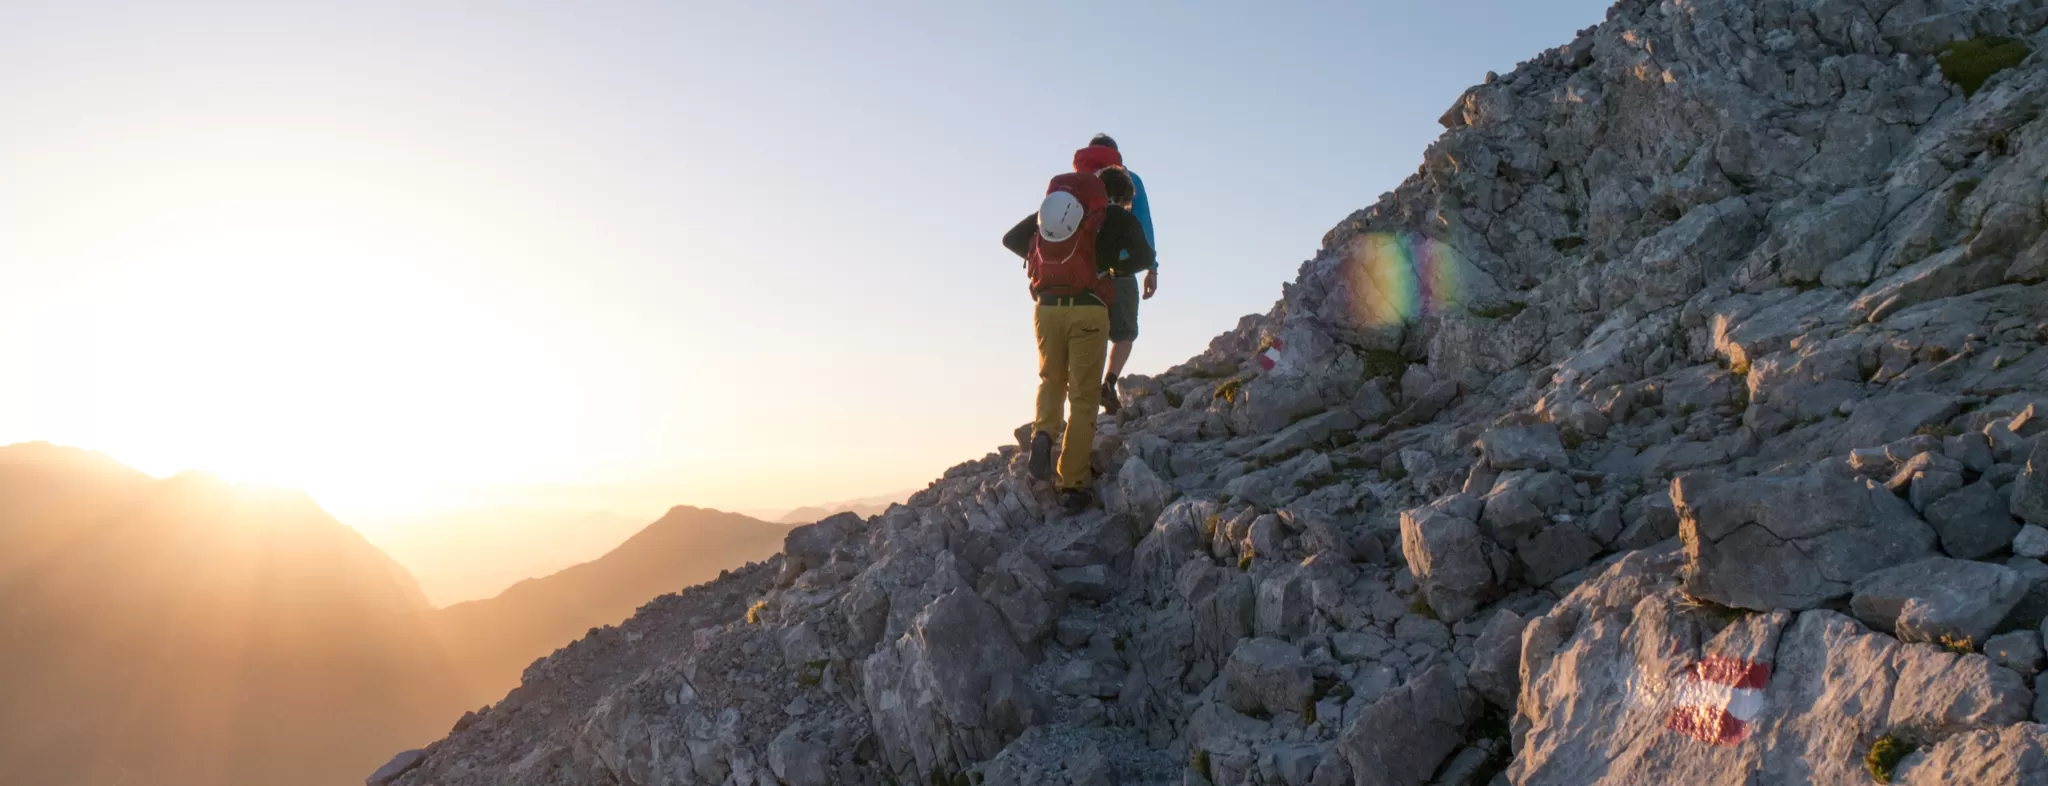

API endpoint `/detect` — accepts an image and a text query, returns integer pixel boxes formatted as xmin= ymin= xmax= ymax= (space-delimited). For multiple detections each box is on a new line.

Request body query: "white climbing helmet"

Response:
xmin=1037 ymin=190 xmax=1084 ymax=243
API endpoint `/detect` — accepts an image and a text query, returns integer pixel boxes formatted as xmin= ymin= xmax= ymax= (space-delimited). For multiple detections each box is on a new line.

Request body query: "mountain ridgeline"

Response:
xmin=0 ymin=442 xmax=792 ymax=786
xmin=376 ymin=1 xmax=2048 ymax=784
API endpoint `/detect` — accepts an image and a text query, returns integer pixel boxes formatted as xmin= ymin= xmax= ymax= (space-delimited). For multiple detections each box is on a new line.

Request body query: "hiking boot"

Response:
xmin=1100 ymin=377 xmax=1122 ymax=415
xmin=1059 ymin=488 xmax=1092 ymax=515
xmin=1028 ymin=431 xmax=1053 ymax=483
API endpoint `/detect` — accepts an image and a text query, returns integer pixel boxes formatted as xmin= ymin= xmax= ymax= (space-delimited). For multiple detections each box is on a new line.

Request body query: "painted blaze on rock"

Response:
xmin=1664 ymin=656 xmax=1771 ymax=746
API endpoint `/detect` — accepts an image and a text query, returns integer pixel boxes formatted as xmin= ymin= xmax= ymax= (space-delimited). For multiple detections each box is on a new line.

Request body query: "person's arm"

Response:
xmin=1002 ymin=214 xmax=1038 ymax=260
xmin=1130 ymin=171 xmax=1155 ymax=265
xmin=1100 ymin=209 xmax=1154 ymax=277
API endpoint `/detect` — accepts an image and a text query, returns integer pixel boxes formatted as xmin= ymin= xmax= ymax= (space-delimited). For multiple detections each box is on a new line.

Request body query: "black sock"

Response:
xmin=1104 ymin=372 xmax=1118 ymax=385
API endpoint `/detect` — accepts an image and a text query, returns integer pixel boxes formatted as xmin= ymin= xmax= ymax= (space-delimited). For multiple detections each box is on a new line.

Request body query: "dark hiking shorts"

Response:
xmin=1110 ymin=274 xmax=1141 ymax=342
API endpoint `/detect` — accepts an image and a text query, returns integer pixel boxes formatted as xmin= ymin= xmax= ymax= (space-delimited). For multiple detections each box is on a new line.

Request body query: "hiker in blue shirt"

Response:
xmin=1071 ymin=133 xmax=1157 ymax=414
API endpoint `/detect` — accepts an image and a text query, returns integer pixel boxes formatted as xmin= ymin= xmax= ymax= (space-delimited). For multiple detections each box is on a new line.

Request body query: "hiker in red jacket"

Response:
xmin=1071 ymin=134 xmax=1158 ymax=415
xmin=1002 ymin=167 xmax=1155 ymax=514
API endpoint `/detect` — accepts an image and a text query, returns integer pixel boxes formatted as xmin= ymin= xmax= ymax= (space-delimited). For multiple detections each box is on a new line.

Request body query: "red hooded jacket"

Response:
xmin=1072 ymin=145 xmax=1123 ymax=173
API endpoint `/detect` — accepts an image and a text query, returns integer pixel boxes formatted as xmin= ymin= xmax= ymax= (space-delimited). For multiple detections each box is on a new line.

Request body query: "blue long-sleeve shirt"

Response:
xmin=1119 ymin=170 xmax=1156 ymax=271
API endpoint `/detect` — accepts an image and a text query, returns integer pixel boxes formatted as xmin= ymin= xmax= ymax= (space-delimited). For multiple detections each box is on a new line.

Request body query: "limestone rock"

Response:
xmin=1834 ymin=393 xmax=1961 ymax=455
xmin=861 ymin=588 xmax=1040 ymax=776
xmin=1479 ymin=470 xmax=1574 ymax=543
xmin=367 ymin=750 xmax=426 ymax=786
xmin=1400 ymin=504 xmax=1508 ymax=623
xmin=1255 ymin=571 xmax=1311 ymax=640
xmin=1466 ymin=611 xmax=1524 ymax=710
xmin=1335 ymin=664 xmax=1475 ymax=786
xmin=1676 ymin=471 xmax=1939 ymax=611
xmin=780 ymin=511 xmax=864 ymax=584
xmin=1926 ymin=480 xmax=2022 ymax=561
xmin=980 ymin=550 xmax=1061 ymax=648
xmin=2016 ymin=525 xmax=2048 ymax=559
xmin=767 ymin=724 xmax=834 ymax=786
xmin=1515 ymin=518 xmax=1604 ymax=587
xmin=2013 ymin=439 xmax=2048 ymax=527
xmin=1984 ymin=630 xmax=2045 ymax=679
xmin=1476 ymin=424 xmax=1568 ymax=471
xmin=1222 ymin=638 xmax=1314 ymax=718
xmin=1103 ymin=458 xmax=1174 ymax=527
xmin=1850 ymin=558 xmax=2027 ymax=645
xmin=1851 ymin=247 xmax=2007 ymax=323
xmin=1898 ymin=726 xmax=2048 ymax=786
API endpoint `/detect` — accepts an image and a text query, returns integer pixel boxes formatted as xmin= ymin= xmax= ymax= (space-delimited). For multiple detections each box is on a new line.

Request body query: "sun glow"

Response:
xmin=13 ymin=202 xmax=589 ymax=512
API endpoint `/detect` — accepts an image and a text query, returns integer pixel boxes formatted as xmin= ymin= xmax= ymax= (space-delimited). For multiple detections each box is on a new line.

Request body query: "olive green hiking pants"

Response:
xmin=1033 ymin=303 xmax=1110 ymax=490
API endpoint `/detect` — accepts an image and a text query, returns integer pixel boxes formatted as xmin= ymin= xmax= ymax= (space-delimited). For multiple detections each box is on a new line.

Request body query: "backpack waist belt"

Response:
xmin=1037 ymin=293 xmax=1104 ymax=307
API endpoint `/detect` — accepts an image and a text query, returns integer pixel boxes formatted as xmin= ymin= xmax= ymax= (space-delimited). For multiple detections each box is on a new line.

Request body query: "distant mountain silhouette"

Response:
xmin=773 ymin=490 xmax=911 ymax=524
xmin=364 ymin=507 xmax=648 ymax=606
xmin=0 ymin=443 xmax=798 ymax=786
xmin=429 ymin=505 xmax=793 ymax=701
xmin=0 ymin=443 xmax=463 ymax=786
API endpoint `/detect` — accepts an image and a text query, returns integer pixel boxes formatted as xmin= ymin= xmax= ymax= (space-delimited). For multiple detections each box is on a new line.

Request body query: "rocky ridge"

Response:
xmin=383 ymin=0 xmax=2048 ymax=784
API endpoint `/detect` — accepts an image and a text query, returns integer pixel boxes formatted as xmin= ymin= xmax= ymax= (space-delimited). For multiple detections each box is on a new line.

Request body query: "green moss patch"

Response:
xmin=1939 ymin=36 xmax=2030 ymax=97
xmin=1865 ymin=735 xmax=1915 ymax=784
xmin=1363 ymin=350 xmax=1408 ymax=380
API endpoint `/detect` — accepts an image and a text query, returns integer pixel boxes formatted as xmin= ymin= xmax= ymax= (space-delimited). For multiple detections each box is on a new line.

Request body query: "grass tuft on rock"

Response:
xmin=1471 ymin=301 xmax=1528 ymax=320
xmin=1939 ymin=36 xmax=2030 ymax=97
xmin=1865 ymin=735 xmax=1915 ymax=783
xmin=1678 ymin=594 xmax=1753 ymax=628
xmin=1363 ymin=350 xmax=1408 ymax=380
xmin=1939 ymin=634 xmax=1975 ymax=654
xmin=1407 ymin=595 xmax=1438 ymax=620
xmin=746 ymin=599 xmax=769 ymax=625
xmin=1214 ymin=376 xmax=1246 ymax=403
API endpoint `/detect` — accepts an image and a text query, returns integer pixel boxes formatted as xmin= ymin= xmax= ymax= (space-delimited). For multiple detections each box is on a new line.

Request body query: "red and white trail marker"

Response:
xmin=1664 ymin=656 xmax=1771 ymax=745
xmin=1255 ymin=338 xmax=1288 ymax=372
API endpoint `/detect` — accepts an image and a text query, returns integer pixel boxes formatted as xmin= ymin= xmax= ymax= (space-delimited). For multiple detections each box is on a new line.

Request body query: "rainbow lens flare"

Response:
xmin=1340 ymin=232 xmax=1467 ymax=328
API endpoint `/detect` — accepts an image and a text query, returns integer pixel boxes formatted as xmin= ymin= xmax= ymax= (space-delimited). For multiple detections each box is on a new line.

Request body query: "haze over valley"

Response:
xmin=0 ymin=441 xmax=811 ymax=786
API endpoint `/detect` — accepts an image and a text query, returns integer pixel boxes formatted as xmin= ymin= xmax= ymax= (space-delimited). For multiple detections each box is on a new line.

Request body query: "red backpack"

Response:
xmin=1028 ymin=172 xmax=1116 ymax=304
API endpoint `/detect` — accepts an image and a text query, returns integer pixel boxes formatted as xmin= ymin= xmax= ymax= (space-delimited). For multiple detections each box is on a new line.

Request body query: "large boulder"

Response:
xmin=1476 ymin=424 xmax=1569 ymax=471
xmin=1102 ymin=457 xmax=1174 ymax=527
xmin=1336 ymin=664 xmax=1477 ymax=786
xmin=1230 ymin=375 xmax=1328 ymax=436
xmin=1467 ymin=610 xmax=1525 ymax=710
xmin=779 ymin=511 xmax=865 ymax=584
xmin=1898 ymin=726 xmax=2048 ymax=786
xmin=1850 ymin=558 xmax=2028 ymax=645
xmin=1221 ymin=637 xmax=1314 ymax=718
xmin=978 ymin=550 xmax=1062 ymax=649
xmin=767 ymin=724 xmax=835 ymax=786
xmin=1834 ymin=393 xmax=1962 ymax=454
xmin=1850 ymin=247 xmax=2008 ymax=323
xmin=1516 ymin=519 xmax=1605 ymax=587
xmin=1255 ymin=570 xmax=1311 ymax=640
xmin=1675 ymin=471 xmax=1939 ymax=610
xmin=1925 ymin=480 xmax=2023 ymax=560
xmin=1399 ymin=502 xmax=1509 ymax=623
xmin=860 ymin=588 xmax=1042 ymax=776
xmin=1479 ymin=470 xmax=1576 ymax=543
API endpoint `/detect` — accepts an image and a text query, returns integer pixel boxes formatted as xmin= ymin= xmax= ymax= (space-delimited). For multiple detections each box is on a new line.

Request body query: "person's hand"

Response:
xmin=1143 ymin=268 xmax=1158 ymax=299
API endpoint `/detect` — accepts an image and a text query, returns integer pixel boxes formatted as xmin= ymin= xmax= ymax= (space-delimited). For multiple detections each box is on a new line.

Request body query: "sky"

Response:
xmin=0 ymin=0 xmax=1614 ymax=528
